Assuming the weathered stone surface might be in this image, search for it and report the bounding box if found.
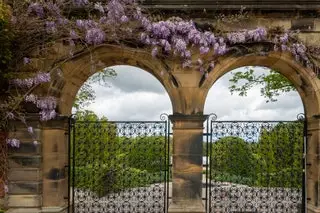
[308,204,320,213]
[41,206,68,213]
[8,142,41,155]
[8,168,42,181]
[168,200,205,213]
[8,181,42,194]
[6,6,320,213]
[42,179,67,207]
[9,156,41,168]
[169,115,207,213]
[7,195,42,207]
[6,208,41,213]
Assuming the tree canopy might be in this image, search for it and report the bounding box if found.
[229,67,295,102]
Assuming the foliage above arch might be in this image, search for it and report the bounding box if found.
[0,0,319,138]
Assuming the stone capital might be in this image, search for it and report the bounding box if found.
[169,114,208,129]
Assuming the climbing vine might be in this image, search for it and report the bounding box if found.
[0,0,320,197]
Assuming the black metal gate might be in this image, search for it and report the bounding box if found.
[205,114,306,213]
[68,115,170,213]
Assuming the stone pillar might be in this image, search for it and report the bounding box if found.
[168,114,207,213]
[6,115,69,213]
[307,117,320,213]
[41,116,69,213]
[7,114,42,213]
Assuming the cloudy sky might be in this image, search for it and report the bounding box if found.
[85,65,304,121]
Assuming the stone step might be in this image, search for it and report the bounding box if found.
[7,195,42,208]
[8,168,42,181]
[6,208,41,213]
[8,181,42,195]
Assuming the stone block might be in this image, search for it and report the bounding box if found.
[8,129,41,142]
[41,206,68,213]
[8,181,42,194]
[308,204,320,213]
[6,208,41,213]
[8,142,41,155]
[8,168,42,181]
[7,195,42,207]
[42,179,67,207]
[9,156,41,168]
[168,200,205,213]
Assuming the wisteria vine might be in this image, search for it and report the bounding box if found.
[3,1,320,145]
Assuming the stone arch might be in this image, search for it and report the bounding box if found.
[202,51,320,211]
[48,44,176,115]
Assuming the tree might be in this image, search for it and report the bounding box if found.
[229,67,295,102]
[255,121,304,187]
[72,110,119,195]
[73,67,117,111]
[210,136,256,185]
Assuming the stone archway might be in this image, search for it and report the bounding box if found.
[51,44,176,115]
[201,52,320,213]
[6,43,320,213]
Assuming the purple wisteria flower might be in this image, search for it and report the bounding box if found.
[27,3,45,18]
[57,18,68,25]
[107,0,125,23]
[73,0,89,7]
[25,94,38,104]
[227,32,246,44]
[151,47,158,57]
[94,2,105,13]
[70,30,79,39]
[7,138,20,148]
[34,72,51,85]
[45,21,57,34]
[36,96,57,110]
[182,60,192,68]
[85,28,106,45]
[23,57,31,65]
[47,3,61,16]
[27,127,33,134]
[40,110,57,121]
[6,112,14,119]
[76,20,98,30]
[200,46,210,54]
[120,15,129,23]
[12,72,50,88]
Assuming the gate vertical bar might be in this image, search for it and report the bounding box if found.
[68,117,71,213]
[68,115,75,213]
[161,113,170,213]
[301,113,307,213]
[207,114,216,213]
[205,116,209,212]
[164,118,167,213]
[72,117,75,213]
[167,118,171,213]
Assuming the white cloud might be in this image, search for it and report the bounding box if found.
[84,65,304,121]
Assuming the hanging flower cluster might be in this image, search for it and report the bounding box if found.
[25,94,57,121]
[11,72,51,89]
[2,0,320,145]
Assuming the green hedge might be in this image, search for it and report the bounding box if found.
[73,164,166,197]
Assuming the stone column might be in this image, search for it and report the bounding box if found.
[7,114,42,213]
[306,117,320,213]
[41,116,69,213]
[168,114,207,213]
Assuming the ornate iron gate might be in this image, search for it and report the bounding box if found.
[205,114,306,213]
[68,116,170,213]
